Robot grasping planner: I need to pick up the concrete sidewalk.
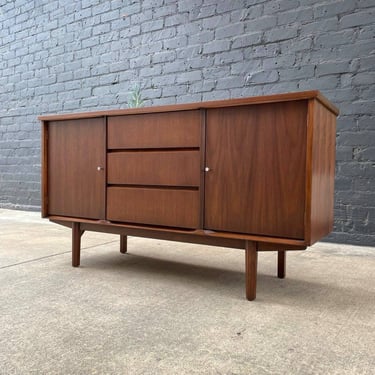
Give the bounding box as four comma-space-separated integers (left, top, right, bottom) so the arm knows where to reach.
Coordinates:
0, 208, 374, 374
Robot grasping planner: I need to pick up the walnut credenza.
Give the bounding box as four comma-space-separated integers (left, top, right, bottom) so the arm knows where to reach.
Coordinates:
39, 90, 339, 300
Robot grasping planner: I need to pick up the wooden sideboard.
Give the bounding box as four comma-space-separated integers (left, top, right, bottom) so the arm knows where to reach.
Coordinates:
39, 90, 339, 300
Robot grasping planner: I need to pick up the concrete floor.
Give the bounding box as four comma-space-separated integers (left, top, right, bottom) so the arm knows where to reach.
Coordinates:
0, 209, 374, 375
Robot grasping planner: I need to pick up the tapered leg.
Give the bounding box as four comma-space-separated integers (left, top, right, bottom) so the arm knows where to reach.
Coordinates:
277, 251, 286, 279
245, 241, 258, 301
120, 235, 127, 254
72, 222, 81, 267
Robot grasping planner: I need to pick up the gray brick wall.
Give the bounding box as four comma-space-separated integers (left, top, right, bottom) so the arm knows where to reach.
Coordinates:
0, 0, 374, 246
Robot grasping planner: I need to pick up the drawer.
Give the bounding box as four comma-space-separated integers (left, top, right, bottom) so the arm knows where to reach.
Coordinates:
107, 187, 200, 228
107, 151, 201, 187
107, 110, 201, 149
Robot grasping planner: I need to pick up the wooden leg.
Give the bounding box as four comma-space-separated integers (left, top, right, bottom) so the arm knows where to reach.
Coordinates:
72, 222, 81, 267
278, 251, 286, 279
245, 241, 258, 301
120, 235, 127, 254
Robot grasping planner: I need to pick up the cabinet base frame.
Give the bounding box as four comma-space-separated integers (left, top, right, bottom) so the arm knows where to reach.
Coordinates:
64, 219, 299, 301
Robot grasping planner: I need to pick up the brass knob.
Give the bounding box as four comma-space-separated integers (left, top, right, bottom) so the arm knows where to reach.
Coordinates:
205, 167, 210, 172
97, 166, 104, 171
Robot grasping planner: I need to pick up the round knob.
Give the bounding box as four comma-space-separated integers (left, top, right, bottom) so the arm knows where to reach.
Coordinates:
205, 167, 210, 172
97, 166, 104, 171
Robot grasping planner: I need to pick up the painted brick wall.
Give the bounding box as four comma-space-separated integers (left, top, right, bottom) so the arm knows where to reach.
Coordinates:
0, 0, 374, 245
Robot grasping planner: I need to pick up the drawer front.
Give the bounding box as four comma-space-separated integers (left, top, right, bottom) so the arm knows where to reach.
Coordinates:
108, 110, 201, 149
107, 151, 201, 187
107, 187, 200, 228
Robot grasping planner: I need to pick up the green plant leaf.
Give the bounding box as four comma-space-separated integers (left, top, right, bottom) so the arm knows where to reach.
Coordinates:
127, 86, 145, 108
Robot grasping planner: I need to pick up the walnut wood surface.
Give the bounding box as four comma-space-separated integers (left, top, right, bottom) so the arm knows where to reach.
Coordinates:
41, 91, 338, 300
47, 118, 106, 219
50, 215, 307, 246
205, 101, 307, 239
38, 90, 338, 121
41, 121, 48, 217
107, 150, 201, 187
306, 99, 337, 244
245, 241, 258, 301
42, 94, 337, 245
107, 110, 201, 149
72, 222, 81, 267
277, 251, 286, 278
107, 187, 200, 228
120, 235, 127, 254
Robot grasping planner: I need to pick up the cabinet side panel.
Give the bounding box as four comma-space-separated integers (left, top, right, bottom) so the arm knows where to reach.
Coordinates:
41, 121, 49, 217
48, 118, 106, 219
309, 100, 337, 244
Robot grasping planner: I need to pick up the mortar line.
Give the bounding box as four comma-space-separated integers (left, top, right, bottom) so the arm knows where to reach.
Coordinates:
0, 240, 118, 270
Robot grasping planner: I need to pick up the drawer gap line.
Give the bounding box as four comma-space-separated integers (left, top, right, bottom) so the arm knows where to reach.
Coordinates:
107, 147, 200, 153
107, 184, 199, 191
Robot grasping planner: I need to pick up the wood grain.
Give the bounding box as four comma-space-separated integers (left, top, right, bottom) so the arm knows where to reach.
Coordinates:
40, 92, 339, 301
107, 187, 200, 228
108, 110, 201, 149
306, 99, 337, 244
120, 235, 127, 254
38, 90, 338, 121
205, 101, 307, 239
107, 150, 200, 187
41, 121, 48, 217
47, 118, 106, 219
245, 241, 258, 301
72, 222, 81, 267
277, 251, 286, 278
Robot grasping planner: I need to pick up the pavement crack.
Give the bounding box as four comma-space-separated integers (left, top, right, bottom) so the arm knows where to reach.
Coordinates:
0, 240, 118, 270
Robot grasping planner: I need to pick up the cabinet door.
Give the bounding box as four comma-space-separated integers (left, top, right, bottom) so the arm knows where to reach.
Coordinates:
205, 101, 307, 239
47, 118, 106, 219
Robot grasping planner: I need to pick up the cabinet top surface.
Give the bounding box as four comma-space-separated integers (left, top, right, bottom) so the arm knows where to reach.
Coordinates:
38, 90, 339, 121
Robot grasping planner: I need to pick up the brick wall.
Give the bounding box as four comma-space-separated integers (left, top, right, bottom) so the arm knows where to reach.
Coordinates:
0, 0, 374, 245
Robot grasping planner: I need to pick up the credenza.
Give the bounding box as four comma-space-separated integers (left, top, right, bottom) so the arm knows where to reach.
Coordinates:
39, 90, 339, 300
